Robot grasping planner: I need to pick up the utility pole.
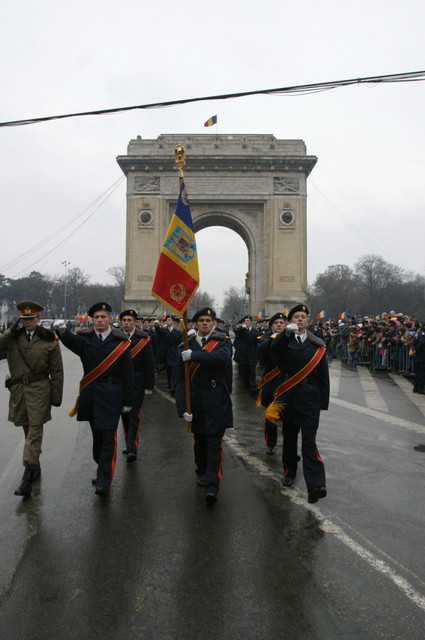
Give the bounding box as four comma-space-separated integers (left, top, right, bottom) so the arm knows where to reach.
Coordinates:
62, 260, 70, 319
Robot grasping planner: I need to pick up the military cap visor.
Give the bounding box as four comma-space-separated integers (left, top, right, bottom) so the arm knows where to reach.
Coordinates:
119, 309, 138, 320
287, 304, 309, 321
269, 312, 287, 327
16, 300, 44, 318
192, 307, 216, 323
88, 302, 112, 317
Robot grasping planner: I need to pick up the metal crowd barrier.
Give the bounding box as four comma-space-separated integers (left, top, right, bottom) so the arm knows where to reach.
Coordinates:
328, 337, 415, 376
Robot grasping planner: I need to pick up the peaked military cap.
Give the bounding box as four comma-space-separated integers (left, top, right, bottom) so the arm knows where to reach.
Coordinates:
242, 315, 253, 322
16, 300, 44, 318
119, 309, 138, 320
287, 304, 309, 321
192, 307, 216, 323
269, 312, 287, 327
88, 302, 112, 317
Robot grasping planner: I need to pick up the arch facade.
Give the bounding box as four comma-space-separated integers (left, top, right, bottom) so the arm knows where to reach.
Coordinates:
117, 134, 317, 316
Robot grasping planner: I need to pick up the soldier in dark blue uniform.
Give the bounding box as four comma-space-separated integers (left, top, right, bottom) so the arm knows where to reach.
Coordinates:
234, 315, 260, 396
54, 302, 134, 497
175, 307, 233, 507
413, 322, 425, 394
119, 309, 155, 463
271, 304, 329, 504
257, 312, 287, 455
155, 315, 182, 395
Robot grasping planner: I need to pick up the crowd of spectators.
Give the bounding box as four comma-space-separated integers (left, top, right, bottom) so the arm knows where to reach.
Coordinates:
307, 312, 421, 375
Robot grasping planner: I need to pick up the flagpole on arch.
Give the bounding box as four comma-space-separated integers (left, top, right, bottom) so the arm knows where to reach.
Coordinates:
174, 145, 193, 432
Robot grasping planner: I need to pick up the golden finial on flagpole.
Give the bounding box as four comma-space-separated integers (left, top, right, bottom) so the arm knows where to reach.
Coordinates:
175, 144, 186, 178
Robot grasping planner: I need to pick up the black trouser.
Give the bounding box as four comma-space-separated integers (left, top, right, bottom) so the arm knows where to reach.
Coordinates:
414, 361, 425, 391
121, 388, 145, 454
193, 430, 225, 495
264, 418, 277, 449
90, 426, 117, 489
282, 421, 325, 490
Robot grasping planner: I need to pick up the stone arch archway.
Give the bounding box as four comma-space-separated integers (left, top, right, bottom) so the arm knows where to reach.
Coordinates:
117, 134, 316, 316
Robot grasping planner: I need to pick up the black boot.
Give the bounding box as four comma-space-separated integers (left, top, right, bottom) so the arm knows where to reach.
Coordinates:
14, 467, 35, 497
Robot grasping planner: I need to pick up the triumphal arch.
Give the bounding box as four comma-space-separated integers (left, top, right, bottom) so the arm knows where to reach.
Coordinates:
116, 134, 317, 317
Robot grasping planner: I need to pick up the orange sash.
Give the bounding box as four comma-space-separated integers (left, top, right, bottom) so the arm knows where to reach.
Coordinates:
130, 336, 150, 358
189, 339, 219, 380
257, 366, 280, 390
69, 338, 131, 416
272, 345, 326, 400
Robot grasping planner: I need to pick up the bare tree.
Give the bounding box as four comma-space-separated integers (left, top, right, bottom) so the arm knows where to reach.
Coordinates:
311, 264, 356, 318
221, 286, 248, 323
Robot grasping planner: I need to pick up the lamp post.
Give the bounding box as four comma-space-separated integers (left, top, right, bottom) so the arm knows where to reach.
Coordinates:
62, 260, 70, 319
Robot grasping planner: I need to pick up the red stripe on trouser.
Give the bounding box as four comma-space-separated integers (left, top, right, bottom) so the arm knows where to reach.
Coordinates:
108, 432, 118, 488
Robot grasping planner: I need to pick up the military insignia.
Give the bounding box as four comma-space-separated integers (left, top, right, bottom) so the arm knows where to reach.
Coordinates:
25, 307, 31, 314
165, 226, 196, 263
170, 284, 186, 302
181, 186, 189, 207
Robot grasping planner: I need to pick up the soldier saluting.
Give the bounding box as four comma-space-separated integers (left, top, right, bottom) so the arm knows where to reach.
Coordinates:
0, 300, 64, 498
119, 309, 155, 463
54, 302, 133, 497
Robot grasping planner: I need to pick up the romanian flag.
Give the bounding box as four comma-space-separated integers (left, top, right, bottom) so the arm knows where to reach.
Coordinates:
255, 308, 266, 319
204, 115, 217, 127
316, 309, 328, 319
151, 180, 199, 316
338, 310, 349, 320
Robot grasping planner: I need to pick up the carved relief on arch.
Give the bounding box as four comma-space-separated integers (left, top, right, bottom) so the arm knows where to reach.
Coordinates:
273, 177, 299, 194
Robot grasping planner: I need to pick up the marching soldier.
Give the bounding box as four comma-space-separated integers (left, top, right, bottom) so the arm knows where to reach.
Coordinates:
175, 307, 233, 507
270, 304, 329, 504
119, 309, 155, 463
256, 312, 287, 455
234, 315, 260, 396
155, 315, 182, 396
54, 302, 133, 497
0, 300, 63, 498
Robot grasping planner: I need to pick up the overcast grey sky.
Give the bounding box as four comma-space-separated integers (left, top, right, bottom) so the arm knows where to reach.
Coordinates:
1, 0, 424, 309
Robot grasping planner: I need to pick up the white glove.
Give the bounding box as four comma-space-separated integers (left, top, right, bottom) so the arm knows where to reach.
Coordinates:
241, 324, 247, 328
144, 389, 153, 395
154, 320, 159, 324
187, 328, 196, 338
183, 412, 193, 422
53, 319, 66, 334
121, 406, 132, 413
181, 349, 192, 361
286, 323, 298, 334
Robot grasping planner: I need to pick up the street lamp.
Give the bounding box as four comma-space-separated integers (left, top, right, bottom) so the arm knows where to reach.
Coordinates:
62, 260, 70, 319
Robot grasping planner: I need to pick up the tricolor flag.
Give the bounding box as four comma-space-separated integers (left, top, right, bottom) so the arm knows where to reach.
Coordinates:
151, 180, 199, 316
316, 309, 328, 319
204, 115, 217, 127
255, 308, 266, 319
338, 310, 349, 320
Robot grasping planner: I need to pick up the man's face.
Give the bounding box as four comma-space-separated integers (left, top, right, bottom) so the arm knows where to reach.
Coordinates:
22, 315, 39, 332
291, 311, 308, 331
244, 317, 252, 327
166, 317, 173, 327
196, 316, 214, 336
93, 311, 111, 332
272, 318, 286, 333
121, 315, 135, 333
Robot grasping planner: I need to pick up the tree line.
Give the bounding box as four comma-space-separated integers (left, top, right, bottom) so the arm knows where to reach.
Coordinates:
3, 253, 421, 322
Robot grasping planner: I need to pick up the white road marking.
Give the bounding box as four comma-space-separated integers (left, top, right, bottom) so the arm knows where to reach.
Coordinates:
224, 433, 425, 612
357, 365, 389, 412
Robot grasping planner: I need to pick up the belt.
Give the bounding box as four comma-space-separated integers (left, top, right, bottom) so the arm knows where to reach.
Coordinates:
8, 373, 49, 386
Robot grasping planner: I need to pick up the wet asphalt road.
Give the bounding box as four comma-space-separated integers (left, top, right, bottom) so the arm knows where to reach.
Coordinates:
0, 347, 424, 639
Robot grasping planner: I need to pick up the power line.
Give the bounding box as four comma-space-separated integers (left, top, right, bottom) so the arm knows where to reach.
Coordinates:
0, 70, 424, 129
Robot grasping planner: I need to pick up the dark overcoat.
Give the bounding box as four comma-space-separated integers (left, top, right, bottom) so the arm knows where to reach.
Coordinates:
175, 332, 233, 435
256, 330, 286, 407
59, 326, 134, 430
270, 330, 329, 428
130, 327, 155, 404
233, 326, 260, 365
155, 325, 183, 366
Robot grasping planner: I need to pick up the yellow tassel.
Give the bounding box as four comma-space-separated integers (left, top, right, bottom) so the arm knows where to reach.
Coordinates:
68, 395, 79, 417
264, 400, 285, 425
255, 389, 263, 408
